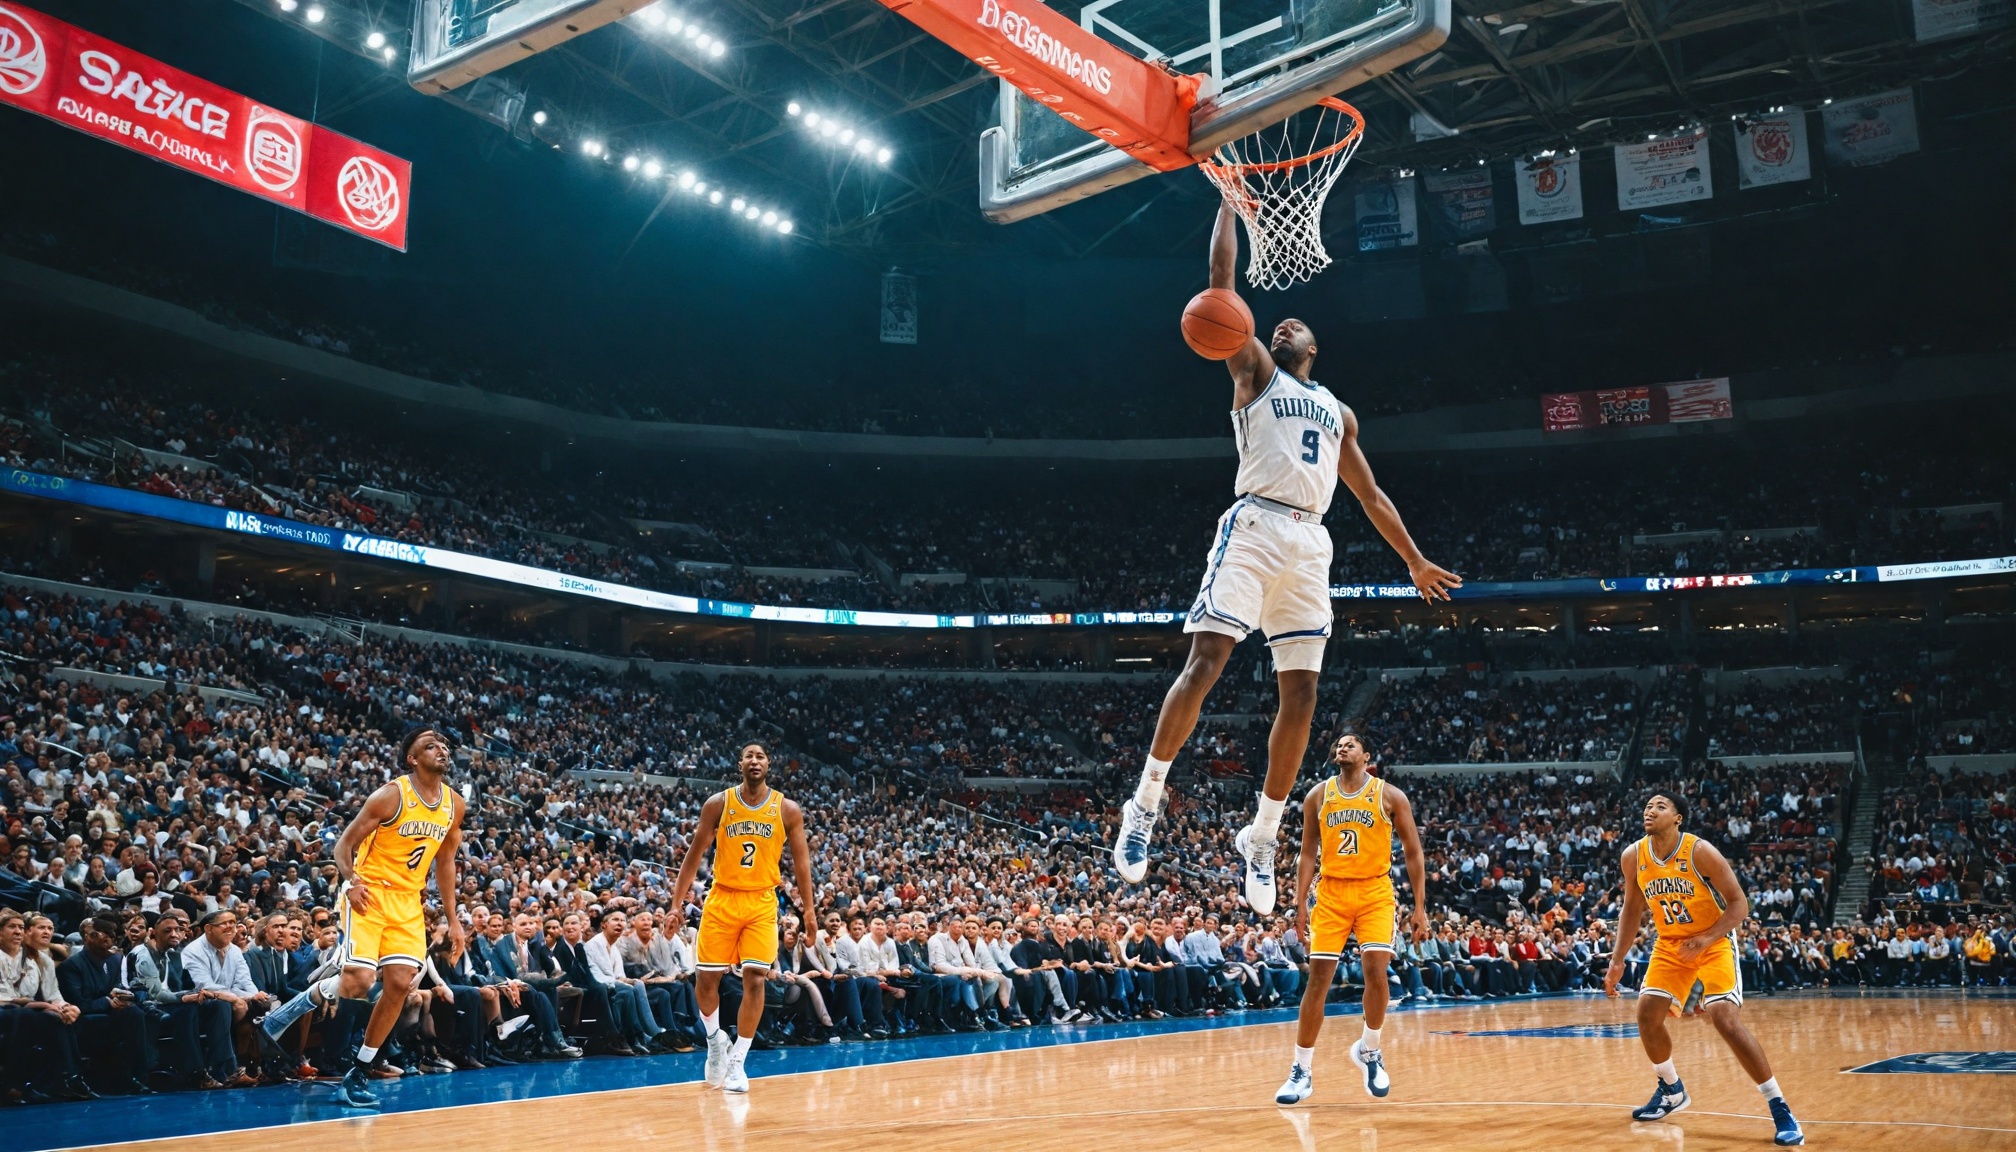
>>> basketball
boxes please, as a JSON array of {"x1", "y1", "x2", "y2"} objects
[{"x1": 1181, "y1": 288, "x2": 1255, "y2": 360}]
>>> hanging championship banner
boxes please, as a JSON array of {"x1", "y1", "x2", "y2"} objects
[
  {"x1": 1615, "y1": 130, "x2": 1712, "y2": 210},
  {"x1": 1912, "y1": 0, "x2": 2012, "y2": 41},
  {"x1": 0, "y1": 2, "x2": 412, "y2": 249},
  {"x1": 1515, "y1": 154, "x2": 1582, "y2": 224},
  {"x1": 1822, "y1": 89, "x2": 1921, "y2": 167},
  {"x1": 1735, "y1": 111, "x2": 1811, "y2": 188},
  {"x1": 1355, "y1": 176, "x2": 1419, "y2": 251},
  {"x1": 879, "y1": 271, "x2": 917, "y2": 344},
  {"x1": 1422, "y1": 167, "x2": 1496, "y2": 240}
]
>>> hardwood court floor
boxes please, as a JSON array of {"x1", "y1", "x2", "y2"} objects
[{"x1": 64, "y1": 991, "x2": 2016, "y2": 1152}]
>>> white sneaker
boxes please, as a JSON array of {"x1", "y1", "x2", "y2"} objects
[
  {"x1": 1113, "y1": 798, "x2": 1160, "y2": 884},
  {"x1": 704, "y1": 1030, "x2": 732, "y2": 1088},
  {"x1": 1349, "y1": 1039, "x2": 1391, "y2": 1098},
  {"x1": 1274, "y1": 1062, "x2": 1314, "y2": 1105},
  {"x1": 721, "y1": 1055, "x2": 750, "y2": 1094},
  {"x1": 1235, "y1": 824, "x2": 1278, "y2": 915},
  {"x1": 496, "y1": 1015, "x2": 531, "y2": 1042}
]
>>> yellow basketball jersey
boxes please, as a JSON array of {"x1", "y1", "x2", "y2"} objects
[
  {"x1": 1318, "y1": 775, "x2": 1393, "y2": 882},
  {"x1": 354, "y1": 775, "x2": 455, "y2": 893},
  {"x1": 714, "y1": 785, "x2": 785, "y2": 892},
  {"x1": 1635, "y1": 833, "x2": 1727, "y2": 940}
]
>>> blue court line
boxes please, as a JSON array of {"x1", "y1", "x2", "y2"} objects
[{"x1": 37, "y1": 987, "x2": 2014, "y2": 1150}]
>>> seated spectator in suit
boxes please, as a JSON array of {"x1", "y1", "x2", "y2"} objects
[
  {"x1": 891, "y1": 919, "x2": 942, "y2": 1033},
  {"x1": 483, "y1": 913, "x2": 579, "y2": 1058},
  {"x1": 553, "y1": 913, "x2": 628, "y2": 1055},
  {"x1": 131, "y1": 912, "x2": 243, "y2": 1088},
  {"x1": 55, "y1": 915, "x2": 152, "y2": 1094},
  {"x1": 619, "y1": 911, "x2": 699, "y2": 1050}
]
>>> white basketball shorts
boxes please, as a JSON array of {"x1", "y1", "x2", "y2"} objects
[{"x1": 1185, "y1": 498, "x2": 1333, "y2": 671}]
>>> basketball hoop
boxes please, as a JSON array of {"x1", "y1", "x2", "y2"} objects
[{"x1": 1199, "y1": 97, "x2": 1366, "y2": 291}]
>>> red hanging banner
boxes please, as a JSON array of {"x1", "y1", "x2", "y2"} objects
[{"x1": 0, "y1": 2, "x2": 411, "y2": 249}]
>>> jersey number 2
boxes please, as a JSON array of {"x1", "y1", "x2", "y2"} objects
[
  {"x1": 739, "y1": 841, "x2": 757, "y2": 869},
  {"x1": 1300, "y1": 429, "x2": 1321, "y2": 464},
  {"x1": 1335, "y1": 829, "x2": 1359, "y2": 856}
]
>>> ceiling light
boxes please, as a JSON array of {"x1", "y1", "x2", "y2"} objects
[
  {"x1": 684, "y1": 24, "x2": 701, "y2": 39},
  {"x1": 641, "y1": 6, "x2": 665, "y2": 24},
  {"x1": 709, "y1": 190, "x2": 723, "y2": 203},
  {"x1": 677, "y1": 170, "x2": 696, "y2": 188},
  {"x1": 839, "y1": 128, "x2": 856, "y2": 143},
  {"x1": 1823, "y1": 97, "x2": 1834, "y2": 105},
  {"x1": 643, "y1": 160, "x2": 662, "y2": 178},
  {"x1": 277, "y1": 0, "x2": 297, "y2": 10},
  {"x1": 532, "y1": 110, "x2": 548, "y2": 125},
  {"x1": 732, "y1": 196, "x2": 746, "y2": 211},
  {"x1": 787, "y1": 102, "x2": 802, "y2": 116},
  {"x1": 854, "y1": 137, "x2": 874, "y2": 155},
  {"x1": 666, "y1": 16, "x2": 683, "y2": 31},
  {"x1": 623, "y1": 154, "x2": 640, "y2": 171},
  {"x1": 876, "y1": 147, "x2": 892, "y2": 163},
  {"x1": 305, "y1": 4, "x2": 325, "y2": 22},
  {"x1": 709, "y1": 40, "x2": 725, "y2": 57},
  {"x1": 804, "y1": 112, "x2": 821, "y2": 127},
  {"x1": 819, "y1": 122, "x2": 839, "y2": 137},
  {"x1": 761, "y1": 210, "x2": 777, "y2": 224},
  {"x1": 1647, "y1": 133, "x2": 1657, "y2": 140},
  {"x1": 583, "y1": 139, "x2": 603, "y2": 156},
  {"x1": 381, "y1": 46, "x2": 396, "y2": 60},
  {"x1": 692, "y1": 180, "x2": 707, "y2": 193},
  {"x1": 366, "y1": 31, "x2": 387, "y2": 49},
  {"x1": 777, "y1": 220, "x2": 793, "y2": 234}
]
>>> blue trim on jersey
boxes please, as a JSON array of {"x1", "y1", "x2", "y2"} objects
[
  {"x1": 1267, "y1": 626, "x2": 1331, "y2": 642},
  {"x1": 1191, "y1": 502, "x2": 1253, "y2": 632}
]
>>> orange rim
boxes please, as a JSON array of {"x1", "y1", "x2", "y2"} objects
[{"x1": 1199, "y1": 97, "x2": 1365, "y2": 177}]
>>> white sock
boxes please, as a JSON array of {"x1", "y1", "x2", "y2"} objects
[
  {"x1": 355, "y1": 1044, "x2": 379, "y2": 1065},
  {"x1": 1360, "y1": 1024, "x2": 1381, "y2": 1053},
  {"x1": 1757, "y1": 1077, "x2": 1782, "y2": 1101},
  {"x1": 729, "y1": 1036, "x2": 753, "y2": 1061},
  {"x1": 1134, "y1": 757, "x2": 1172, "y2": 809},
  {"x1": 702, "y1": 1009, "x2": 720, "y2": 1037},
  {"x1": 1252, "y1": 793, "x2": 1287, "y2": 838},
  {"x1": 1294, "y1": 1044, "x2": 1315, "y2": 1072},
  {"x1": 1653, "y1": 1059, "x2": 1678, "y2": 1084}
]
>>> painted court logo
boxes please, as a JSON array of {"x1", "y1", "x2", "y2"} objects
[
  {"x1": 337, "y1": 154, "x2": 401, "y2": 232},
  {"x1": 1848, "y1": 1051, "x2": 2016, "y2": 1075},
  {"x1": 0, "y1": 4, "x2": 47, "y2": 97}
]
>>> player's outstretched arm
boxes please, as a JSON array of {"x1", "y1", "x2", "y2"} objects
[
  {"x1": 1336, "y1": 406, "x2": 1461, "y2": 602},
  {"x1": 1207, "y1": 202, "x2": 1274, "y2": 403},
  {"x1": 784, "y1": 797, "x2": 817, "y2": 925},
  {"x1": 435, "y1": 791, "x2": 466, "y2": 961},
  {"x1": 670, "y1": 792, "x2": 726, "y2": 912},
  {"x1": 1385, "y1": 783, "x2": 1431, "y2": 942},
  {"x1": 1605, "y1": 844, "x2": 1645, "y2": 997}
]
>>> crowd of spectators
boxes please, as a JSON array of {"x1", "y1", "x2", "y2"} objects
[
  {"x1": 0, "y1": 576, "x2": 1912, "y2": 1105},
  {"x1": 1702, "y1": 678, "x2": 1854, "y2": 758},
  {"x1": 1863, "y1": 773, "x2": 2015, "y2": 913},
  {"x1": 1354, "y1": 671, "x2": 1641, "y2": 765}
]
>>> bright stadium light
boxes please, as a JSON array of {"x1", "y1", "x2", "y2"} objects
[
  {"x1": 532, "y1": 110, "x2": 548, "y2": 125},
  {"x1": 623, "y1": 154, "x2": 641, "y2": 171},
  {"x1": 787, "y1": 102, "x2": 802, "y2": 117},
  {"x1": 819, "y1": 122, "x2": 838, "y2": 138},
  {"x1": 854, "y1": 137, "x2": 874, "y2": 155},
  {"x1": 583, "y1": 139, "x2": 603, "y2": 156},
  {"x1": 745, "y1": 206, "x2": 761, "y2": 220},
  {"x1": 366, "y1": 31, "x2": 386, "y2": 49},
  {"x1": 643, "y1": 160, "x2": 662, "y2": 178},
  {"x1": 731, "y1": 196, "x2": 746, "y2": 211},
  {"x1": 804, "y1": 112, "x2": 821, "y2": 127},
  {"x1": 666, "y1": 16, "x2": 683, "y2": 31},
  {"x1": 709, "y1": 190, "x2": 723, "y2": 203},
  {"x1": 278, "y1": 0, "x2": 297, "y2": 11},
  {"x1": 777, "y1": 220, "x2": 793, "y2": 234},
  {"x1": 839, "y1": 128, "x2": 855, "y2": 144},
  {"x1": 381, "y1": 46, "x2": 397, "y2": 61},
  {"x1": 678, "y1": 171, "x2": 696, "y2": 188},
  {"x1": 708, "y1": 40, "x2": 725, "y2": 57},
  {"x1": 693, "y1": 180, "x2": 708, "y2": 194},
  {"x1": 876, "y1": 147, "x2": 892, "y2": 164},
  {"x1": 640, "y1": 6, "x2": 665, "y2": 24},
  {"x1": 305, "y1": 4, "x2": 325, "y2": 22},
  {"x1": 684, "y1": 24, "x2": 701, "y2": 39},
  {"x1": 761, "y1": 209, "x2": 777, "y2": 224}
]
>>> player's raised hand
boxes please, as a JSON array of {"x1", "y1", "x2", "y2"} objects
[{"x1": 1409, "y1": 559, "x2": 1462, "y2": 603}]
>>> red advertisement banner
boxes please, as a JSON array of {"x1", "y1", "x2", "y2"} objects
[
  {"x1": 1541, "y1": 378, "x2": 1732, "y2": 432},
  {"x1": 0, "y1": 2, "x2": 410, "y2": 249}
]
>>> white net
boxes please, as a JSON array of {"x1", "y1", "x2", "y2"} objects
[{"x1": 1199, "y1": 98, "x2": 1365, "y2": 292}]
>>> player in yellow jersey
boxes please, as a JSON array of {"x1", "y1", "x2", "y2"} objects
[
  {"x1": 1274, "y1": 733, "x2": 1426, "y2": 1106},
  {"x1": 260, "y1": 727, "x2": 465, "y2": 1108},
  {"x1": 670, "y1": 741, "x2": 815, "y2": 1096},
  {"x1": 1606, "y1": 792, "x2": 1804, "y2": 1146}
]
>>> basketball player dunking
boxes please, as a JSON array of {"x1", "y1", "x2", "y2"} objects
[
  {"x1": 670, "y1": 741, "x2": 816, "y2": 1095},
  {"x1": 262, "y1": 727, "x2": 465, "y2": 1108},
  {"x1": 1112, "y1": 202, "x2": 1460, "y2": 914},
  {"x1": 1605, "y1": 793, "x2": 1804, "y2": 1146},
  {"x1": 1274, "y1": 733, "x2": 1426, "y2": 1105}
]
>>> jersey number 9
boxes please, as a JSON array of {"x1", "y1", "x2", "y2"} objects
[{"x1": 1300, "y1": 429, "x2": 1321, "y2": 464}]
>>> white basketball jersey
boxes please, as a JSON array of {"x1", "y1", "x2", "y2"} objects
[{"x1": 1231, "y1": 369, "x2": 1344, "y2": 516}]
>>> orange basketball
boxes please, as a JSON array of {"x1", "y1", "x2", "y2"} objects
[{"x1": 1181, "y1": 288, "x2": 1255, "y2": 360}]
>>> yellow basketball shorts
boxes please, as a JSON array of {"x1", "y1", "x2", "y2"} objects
[
  {"x1": 338, "y1": 883, "x2": 426, "y2": 970},
  {"x1": 696, "y1": 887, "x2": 780, "y2": 971},
  {"x1": 1310, "y1": 876, "x2": 1397, "y2": 958},
  {"x1": 1640, "y1": 934, "x2": 1741, "y2": 1006}
]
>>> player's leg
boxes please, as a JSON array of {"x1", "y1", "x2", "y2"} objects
[
  {"x1": 1631, "y1": 947, "x2": 1691, "y2": 1122},
  {"x1": 1117, "y1": 504, "x2": 1268, "y2": 883},
  {"x1": 1234, "y1": 661, "x2": 1318, "y2": 914},
  {"x1": 1275, "y1": 956, "x2": 1339, "y2": 1104},
  {"x1": 694, "y1": 894, "x2": 745, "y2": 1087},
  {"x1": 1348, "y1": 894, "x2": 1397, "y2": 1098},
  {"x1": 721, "y1": 963, "x2": 769, "y2": 1094},
  {"x1": 1700, "y1": 944, "x2": 1802, "y2": 1145}
]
